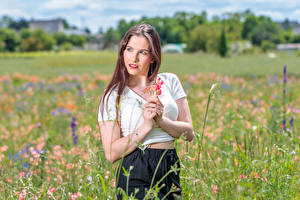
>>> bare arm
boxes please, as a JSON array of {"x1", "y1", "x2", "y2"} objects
[
  {"x1": 99, "y1": 97, "x2": 157, "y2": 164},
  {"x1": 98, "y1": 121, "x2": 152, "y2": 163}
]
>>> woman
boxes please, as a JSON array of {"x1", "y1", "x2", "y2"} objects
[{"x1": 98, "y1": 23, "x2": 194, "y2": 199}]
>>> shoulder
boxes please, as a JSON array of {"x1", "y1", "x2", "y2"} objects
[
  {"x1": 158, "y1": 72, "x2": 182, "y2": 86},
  {"x1": 158, "y1": 72, "x2": 180, "y2": 83},
  {"x1": 158, "y1": 72, "x2": 178, "y2": 79},
  {"x1": 101, "y1": 87, "x2": 119, "y2": 104}
]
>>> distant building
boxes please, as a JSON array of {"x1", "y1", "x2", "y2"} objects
[
  {"x1": 64, "y1": 29, "x2": 89, "y2": 36},
  {"x1": 276, "y1": 43, "x2": 300, "y2": 51},
  {"x1": 162, "y1": 43, "x2": 186, "y2": 53},
  {"x1": 29, "y1": 19, "x2": 64, "y2": 33},
  {"x1": 230, "y1": 41, "x2": 252, "y2": 53},
  {"x1": 84, "y1": 34, "x2": 104, "y2": 50},
  {"x1": 277, "y1": 20, "x2": 300, "y2": 35}
]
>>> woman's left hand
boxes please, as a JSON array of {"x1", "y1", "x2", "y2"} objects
[{"x1": 144, "y1": 95, "x2": 164, "y2": 125}]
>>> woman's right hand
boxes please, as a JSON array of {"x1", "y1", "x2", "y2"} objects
[{"x1": 142, "y1": 96, "x2": 157, "y2": 128}]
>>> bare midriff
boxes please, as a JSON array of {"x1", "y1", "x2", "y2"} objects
[{"x1": 148, "y1": 140, "x2": 174, "y2": 149}]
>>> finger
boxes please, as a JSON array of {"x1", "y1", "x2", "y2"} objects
[
  {"x1": 147, "y1": 96, "x2": 157, "y2": 103},
  {"x1": 144, "y1": 103, "x2": 156, "y2": 109},
  {"x1": 156, "y1": 98, "x2": 163, "y2": 107}
]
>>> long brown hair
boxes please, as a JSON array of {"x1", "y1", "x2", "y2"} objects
[{"x1": 99, "y1": 23, "x2": 161, "y2": 123}]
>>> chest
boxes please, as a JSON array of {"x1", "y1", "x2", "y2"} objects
[{"x1": 119, "y1": 87, "x2": 179, "y2": 133}]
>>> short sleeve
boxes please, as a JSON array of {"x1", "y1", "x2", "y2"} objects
[
  {"x1": 98, "y1": 90, "x2": 119, "y2": 122},
  {"x1": 169, "y1": 73, "x2": 187, "y2": 100}
]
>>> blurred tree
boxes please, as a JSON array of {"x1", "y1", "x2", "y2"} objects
[
  {"x1": 0, "y1": 28, "x2": 20, "y2": 51},
  {"x1": 292, "y1": 34, "x2": 300, "y2": 43},
  {"x1": 185, "y1": 25, "x2": 210, "y2": 52},
  {"x1": 8, "y1": 18, "x2": 29, "y2": 31},
  {"x1": 0, "y1": 16, "x2": 12, "y2": 28},
  {"x1": 60, "y1": 42, "x2": 73, "y2": 51},
  {"x1": 20, "y1": 36, "x2": 44, "y2": 51},
  {"x1": 218, "y1": 26, "x2": 228, "y2": 57},
  {"x1": 261, "y1": 40, "x2": 275, "y2": 52},
  {"x1": 117, "y1": 19, "x2": 130, "y2": 39},
  {"x1": 20, "y1": 29, "x2": 55, "y2": 51},
  {"x1": 281, "y1": 18, "x2": 292, "y2": 30},
  {"x1": 242, "y1": 14, "x2": 257, "y2": 39},
  {"x1": 84, "y1": 28, "x2": 91, "y2": 34},
  {"x1": 53, "y1": 32, "x2": 69, "y2": 46},
  {"x1": 69, "y1": 34, "x2": 86, "y2": 47},
  {"x1": 103, "y1": 27, "x2": 120, "y2": 48},
  {"x1": 0, "y1": 38, "x2": 4, "y2": 52},
  {"x1": 248, "y1": 16, "x2": 281, "y2": 45},
  {"x1": 60, "y1": 18, "x2": 77, "y2": 29}
]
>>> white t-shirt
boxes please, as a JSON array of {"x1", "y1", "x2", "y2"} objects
[{"x1": 98, "y1": 72, "x2": 187, "y2": 147}]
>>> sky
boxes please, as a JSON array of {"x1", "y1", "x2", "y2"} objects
[{"x1": 0, "y1": 0, "x2": 300, "y2": 33}]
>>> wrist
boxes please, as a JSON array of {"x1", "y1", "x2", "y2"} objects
[
  {"x1": 155, "y1": 116, "x2": 164, "y2": 126},
  {"x1": 143, "y1": 120, "x2": 154, "y2": 131}
]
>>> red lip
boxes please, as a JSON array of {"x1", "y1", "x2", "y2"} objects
[{"x1": 129, "y1": 64, "x2": 138, "y2": 69}]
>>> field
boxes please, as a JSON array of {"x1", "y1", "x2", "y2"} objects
[{"x1": 0, "y1": 51, "x2": 299, "y2": 199}]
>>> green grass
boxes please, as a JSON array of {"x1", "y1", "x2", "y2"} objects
[
  {"x1": 0, "y1": 51, "x2": 299, "y2": 199},
  {"x1": 0, "y1": 51, "x2": 299, "y2": 77}
]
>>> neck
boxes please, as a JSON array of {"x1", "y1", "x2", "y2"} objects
[{"x1": 128, "y1": 75, "x2": 153, "y2": 88}]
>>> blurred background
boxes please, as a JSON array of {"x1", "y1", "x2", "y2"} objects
[
  {"x1": 0, "y1": 1, "x2": 299, "y2": 199},
  {"x1": 0, "y1": 0, "x2": 300, "y2": 76}
]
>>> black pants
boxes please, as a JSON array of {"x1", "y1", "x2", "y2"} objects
[{"x1": 116, "y1": 148, "x2": 181, "y2": 200}]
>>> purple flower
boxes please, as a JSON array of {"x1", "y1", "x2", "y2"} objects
[
  {"x1": 282, "y1": 118, "x2": 286, "y2": 129},
  {"x1": 283, "y1": 65, "x2": 287, "y2": 83},
  {"x1": 289, "y1": 117, "x2": 294, "y2": 127},
  {"x1": 71, "y1": 117, "x2": 78, "y2": 145},
  {"x1": 87, "y1": 176, "x2": 93, "y2": 184}
]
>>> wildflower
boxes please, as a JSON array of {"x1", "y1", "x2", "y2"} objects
[
  {"x1": 111, "y1": 178, "x2": 116, "y2": 187},
  {"x1": 87, "y1": 176, "x2": 93, "y2": 184},
  {"x1": 283, "y1": 65, "x2": 287, "y2": 84},
  {"x1": 212, "y1": 185, "x2": 218, "y2": 194},
  {"x1": 16, "y1": 189, "x2": 27, "y2": 200},
  {"x1": 47, "y1": 186, "x2": 56, "y2": 198},
  {"x1": 239, "y1": 174, "x2": 247, "y2": 179},
  {"x1": 289, "y1": 117, "x2": 294, "y2": 127},
  {"x1": 70, "y1": 192, "x2": 82, "y2": 200},
  {"x1": 0, "y1": 145, "x2": 8, "y2": 152},
  {"x1": 144, "y1": 77, "x2": 164, "y2": 96},
  {"x1": 71, "y1": 117, "x2": 78, "y2": 145},
  {"x1": 282, "y1": 118, "x2": 286, "y2": 129},
  {"x1": 23, "y1": 163, "x2": 28, "y2": 169}
]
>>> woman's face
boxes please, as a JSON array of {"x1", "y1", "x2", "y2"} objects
[{"x1": 123, "y1": 35, "x2": 153, "y2": 78}]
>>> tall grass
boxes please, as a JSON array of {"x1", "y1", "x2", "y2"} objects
[{"x1": 0, "y1": 64, "x2": 299, "y2": 199}]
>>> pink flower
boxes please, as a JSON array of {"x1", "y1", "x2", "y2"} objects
[
  {"x1": 70, "y1": 192, "x2": 82, "y2": 200},
  {"x1": 16, "y1": 189, "x2": 27, "y2": 200},
  {"x1": 212, "y1": 185, "x2": 218, "y2": 193},
  {"x1": 0, "y1": 145, "x2": 8, "y2": 152},
  {"x1": 144, "y1": 77, "x2": 164, "y2": 96},
  {"x1": 47, "y1": 186, "x2": 56, "y2": 197},
  {"x1": 239, "y1": 174, "x2": 247, "y2": 179}
]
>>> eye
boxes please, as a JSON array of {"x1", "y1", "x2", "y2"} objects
[
  {"x1": 140, "y1": 50, "x2": 148, "y2": 55},
  {"x1": 126, "y1": 47, "x2": 133, "y2": 52}
]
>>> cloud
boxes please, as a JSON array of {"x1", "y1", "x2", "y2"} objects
[
  {"x1": 0, "y1": 8, "x2": 29, "y2": 18},
  {"x1": 255, "y1": 10, "x2": 285, "y2": 20},
  {"x1": 39, "y1": 0, "x2": 89, "y2": 11},
  {"x1": 290, "y1": 9, "x2": 300, "y2": 20}
]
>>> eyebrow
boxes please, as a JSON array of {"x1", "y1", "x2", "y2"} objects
[{"x1": 127, "y1": 45, "x2": 150, "y2": 52}]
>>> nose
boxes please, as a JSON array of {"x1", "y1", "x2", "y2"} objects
[{"x1": 133, "y1": 51, "x2": 139, "y2": 62}]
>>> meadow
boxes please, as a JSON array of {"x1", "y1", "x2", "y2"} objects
[{"x1": 0, "y1": 51, "x2": 299, "y2": 199}]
